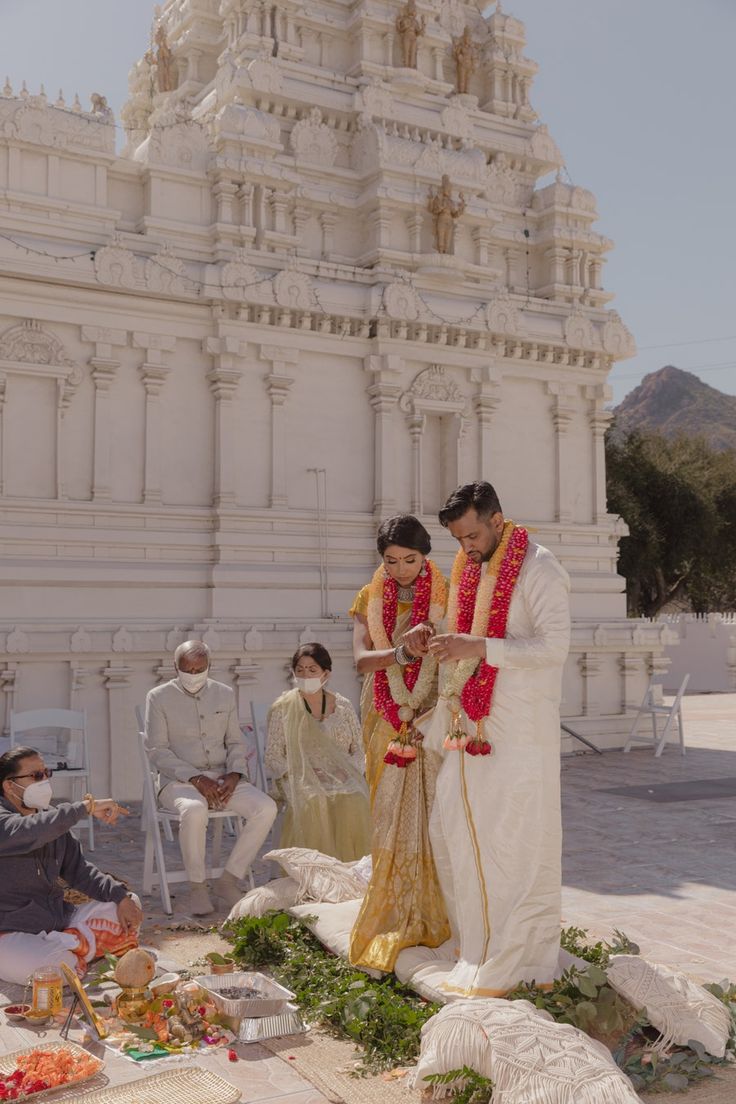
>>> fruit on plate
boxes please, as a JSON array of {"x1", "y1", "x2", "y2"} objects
[{"x1": 0, "y1": 1046, "x2": 101, "y2": 1099}]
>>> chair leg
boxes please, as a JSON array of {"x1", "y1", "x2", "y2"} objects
[
  {"x1": 152, "y1": 817, "x2": 172, "y2": 915},
  {"x1": 678, "y1": 708, "x2": 686, "y2": 755},
  {"x1": 143, "y1": 826, "x2": 155, "y2": 896},
  {"x1": 163, "y1": 819, "x2": 174, "y2": 842},
  {"x1": 624, "y1": 705, "x2": 646, "y2": 752},
  {"x1": 655, "y1": 713, "x2": 676, "y2": 757},
  {"x1": 212, "y1": 819, "x2": 224, "y2": 869}
]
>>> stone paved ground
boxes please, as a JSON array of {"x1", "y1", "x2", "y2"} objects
[
  {"x1": 561, "y1": 693, "x2": 736, "y2": 984},
  {"x1": 14, "y1": 692, "x2": 736, "y2": 1101}
]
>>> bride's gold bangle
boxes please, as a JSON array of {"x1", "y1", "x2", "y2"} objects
[{"x1": 83, "y1": 793, "x2": 96, "y2": 815}]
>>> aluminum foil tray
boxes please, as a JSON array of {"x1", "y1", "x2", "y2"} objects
[{"x1": 238, "y1": 1002, "x2": 306, "y2": 1042}]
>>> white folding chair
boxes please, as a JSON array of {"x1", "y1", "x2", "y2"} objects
[
  {"x1": 249, "y1": 701, "x2": 270, "y2": 794},
  {"x1": 136, "y1": 722, "x2": 253, "y2": 914},
  {"x1": 10, "y1": 708, "x2": 95, "y2": 849},
  {"x1": 624, "y1": 674, "x2": 690, "y2": 757},
  {"x1": 249, "y1": 701, "x2": 283, "y2": 852}
]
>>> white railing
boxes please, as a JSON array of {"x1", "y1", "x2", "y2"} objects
[{"x1": 654, "y1": 613, "x2": 736, "y2": 692}]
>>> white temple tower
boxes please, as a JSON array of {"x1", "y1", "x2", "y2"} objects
[{"x1": 0, "y1": 1, "x2": 667, "y2": 796}]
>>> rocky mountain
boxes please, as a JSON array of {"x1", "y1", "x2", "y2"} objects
[{"x1": 611, "y1": 365, "x2": 736, "y2": 450}]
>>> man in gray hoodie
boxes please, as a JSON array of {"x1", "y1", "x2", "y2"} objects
[{"x1": 0, "y1": 745, "x2": 142, "y2": 985}]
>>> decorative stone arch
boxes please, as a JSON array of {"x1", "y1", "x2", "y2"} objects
[
  {"x1": 0, "y1": 319, "x2": 81, "y2": 498},
  {"x1": 399, "y1": 364, "x2": 469, "y2": 515}
]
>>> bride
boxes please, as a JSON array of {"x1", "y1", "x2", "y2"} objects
[{"x1": 348, "y1": 515, "x2": 449, "y2": 971}]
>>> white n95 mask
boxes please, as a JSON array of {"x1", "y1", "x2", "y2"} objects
[{"x1": 19, "y1": 779, "x2": 53, "y2": 810}]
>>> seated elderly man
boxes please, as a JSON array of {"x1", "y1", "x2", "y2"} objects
[
  {"x1": 0, "y1": 746, "x2": 142, "y2": 985},
  {"x1": 146, "y1": 639, "x2": 277, "y2": 915}
]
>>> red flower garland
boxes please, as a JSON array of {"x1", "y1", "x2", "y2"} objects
[
  {"x1": 459, "y1": 527, "x2": 529, "y2": 726},
  {"x1": 374, "y1": 567, "x2": 432, "y2": 744}
]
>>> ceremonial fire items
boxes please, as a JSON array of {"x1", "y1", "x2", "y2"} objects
[
  {"x1": 113, "y1": 948, "x2": 156, "y2": 1024},
  {"x1": 367, "y1": 559, "x2": 446, "y2": 768},
  {"x1": 442, "y1": 521, "x2": 529, "y2": 754}
]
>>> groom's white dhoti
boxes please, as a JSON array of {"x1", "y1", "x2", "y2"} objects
[{"x1": 426, "y1": 542, "x2": 570, "y2": 996}]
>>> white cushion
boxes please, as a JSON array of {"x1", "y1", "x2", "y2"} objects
[
  {"x1": 607, "y1": 954, "x2": 730, "y2": 1058},
  {"x1": 412, "y1": 998, "x2": 640, "y2": 1103},
  {"x1": 265, "y1": 847, "x2": 368, "y2": 904},
  {"x1": 227, "y1": 876, "x2": 299, "y2": 921},
  {"x1": 289, "y1": 899, "x2": 383, "y2": 979}
]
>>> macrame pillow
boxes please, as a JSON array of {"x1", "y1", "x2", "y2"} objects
[
  {"x1": 264, "y1": 847, "x2": 368, "y2": 904},
  {"x1": 227, "y1": 876, "x2": 299, "y2": 921},
  {"x1": 607, "y1": 955, "x2": 730, "y2": 1058},
  {"x1": 412, "y1": 998, "x2": 641, "y2": 1103}
]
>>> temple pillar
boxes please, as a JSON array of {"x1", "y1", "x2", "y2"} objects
[
  {"x1": 586, "y1": 384, "x2": 613, "y2": 524},
  {"x1": 203, "y1": 334, "x2": 245, "y2": 507},
  {"x1": 365, "y1": 354, "x2": 403, "y2": 517},
  {"x1": 103, "y1": 664, "x2": 133, "y2": 799},
  {"x1": 133, "y1": 332, "x2": 176, "y2": 505},
  {"x1": 82, "y1": 327, "x2": 127, "y2": 502},
  {"x1": 261, "y1": 344, "x2": 299, "y2": 508},
  {"x1": 547, "y1": 381, "x2": 577, "y2": 523},
  {"x1": 471, "y1": 370, "x2": 501, "y2": 482}
]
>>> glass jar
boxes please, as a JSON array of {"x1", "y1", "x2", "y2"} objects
[{"x1": 30, "y1": 967, "x2": 63, "y2": 1016}]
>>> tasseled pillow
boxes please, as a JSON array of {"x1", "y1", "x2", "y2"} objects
[
  {"x1": 412, "y1": 998, "x2": 641, "y2": 1103},
  {"x1": 607, "y1": 955, "x2": 730, "y2": 1058},
  {"x1": 264, "y1": 847, "x2": 368, "y2": 903},
  {"x1": 227, "y1": 876, "x2": 299, "y2": 921}
]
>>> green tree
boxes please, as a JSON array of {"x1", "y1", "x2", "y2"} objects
[{"x1": 605, "y1": 430, "x2": 736, "y2": 616}]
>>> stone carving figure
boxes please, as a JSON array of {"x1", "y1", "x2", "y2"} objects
[
  {"x1": 90, "y1": 93, "x2": 111, "y2": 118},
  {"x1": 396, "y1": 0, "x2": 426, "y2": 69},
  {"x1": 452, "y1": 27, "x2": 477, "y2": 95},
  {"x1": 427, "y1": 175, "x2": 466, "y2": 254},
  {"x1": 155, "y1": 25, "x2": 176, "y2": 93}
]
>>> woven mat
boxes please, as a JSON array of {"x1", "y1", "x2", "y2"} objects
[
  {"x1": 262, "y1": 1029, "x2": 418, "y2": 1104},
  {"x1": 641, "y1": 1065, "x2": 736, "y2": 1103},
  {"x1": 264, "y1": 1029, "x2": 736, "y2": 1104}
]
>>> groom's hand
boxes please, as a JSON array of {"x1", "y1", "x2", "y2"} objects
[{"x1": 429, "y1": 633, "x2": 486, "y2": 661}]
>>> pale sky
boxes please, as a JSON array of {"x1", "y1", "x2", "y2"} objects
[{"x1": 2, "y1": 0, "x2": 734, "y2": 404}]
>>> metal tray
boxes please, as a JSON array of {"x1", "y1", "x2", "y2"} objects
[
  {"x1": 238, "y1": 1003, "x2": 306, "y2": 1042},
  {"x1": 193, "y1": 971, "x2": 295, "y2": 1019}
]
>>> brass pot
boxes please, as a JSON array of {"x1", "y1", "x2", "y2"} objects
[{"x1": 116, "y1": 986, "x2": 153, "y2": 1024}]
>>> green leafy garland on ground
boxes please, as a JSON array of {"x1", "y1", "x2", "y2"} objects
[
  {"x1": 224, "y1": 911, "x2": 439, "y2": 1071},
  {"x1": 224, "y1": 913, "x2": 736, "y2": 1095}
]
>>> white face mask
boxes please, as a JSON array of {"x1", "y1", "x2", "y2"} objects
[
  {"x1": 177, "y1": 668, "x2": 209, "y2": 694},
  {"x1": 294, "y1": 675, "x2": 325, "y2": 694},
  {"x1": 15, "y1": 779, "x2": 53, "y2": 810}
]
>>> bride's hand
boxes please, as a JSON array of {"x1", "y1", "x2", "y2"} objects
[{"x1": 402, "y1": 622, "x2": 435, "y2": 657}]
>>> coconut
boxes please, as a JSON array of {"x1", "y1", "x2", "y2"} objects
[{"x1": 114, "y1": 948, "x2": 156, "y2": 989}]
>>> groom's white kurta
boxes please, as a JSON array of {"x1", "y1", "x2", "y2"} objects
[{"x1": 426, "y1": 540, "x2": 571, "y2": 996}]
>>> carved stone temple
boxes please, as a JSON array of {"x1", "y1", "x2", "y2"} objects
[{"x1": 0, "y1": 0, "x2": 667, "y2": 797}]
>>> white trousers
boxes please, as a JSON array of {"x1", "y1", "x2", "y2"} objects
[
  {"x1": 159, "y1": 777, "x2": 277, "y2": 884},
  {"x1": 0, "y1": 896, "x2": 141, "y2": 986}
]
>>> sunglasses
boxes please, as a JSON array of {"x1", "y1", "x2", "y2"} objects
[{"x1": 11, "y1": 769, "x2": 53, "y2": 782}]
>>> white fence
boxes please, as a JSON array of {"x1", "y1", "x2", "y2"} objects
[{"x1": 656, "y1": 613, "x2": 736, "y2": 693}]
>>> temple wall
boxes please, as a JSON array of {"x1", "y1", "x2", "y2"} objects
[{"x1": 0, "y1": 0, "x2": 670, "y2": 797}]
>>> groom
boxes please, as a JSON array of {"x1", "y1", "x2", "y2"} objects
[{"x1": 423, "y1": 481, "x2": 570, "y2": 997}]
